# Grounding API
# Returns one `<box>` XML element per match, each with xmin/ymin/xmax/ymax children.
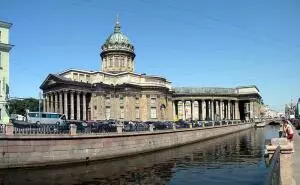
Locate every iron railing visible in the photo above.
<box><xmin>265</xmin><ymin>146</ymin><xmax>281</xmax><ymax>185</ymax></box>
<box><xmin>123</xmin><ymin>123</ymin><xmax>150</xmax><ymax>132</ymax></box>
<box><xmin>1</xmin><ymin>120</ymin><xmax>247</xmax><ymax>136</ymax></box>
<box><xmin>14</xmin><ymin>124</ymin><xmax>68</xmax><ymax>135</ymax></box>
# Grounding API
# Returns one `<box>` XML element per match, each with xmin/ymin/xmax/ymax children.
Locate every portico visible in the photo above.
<box><xmin>43</xmin><ymin>90</ymin><xmax>90</xmax><ymax>120</ymax></box>
<box><xmin>172</xmin><ymin>86</ymin><xmax>261</xmax><ymax>121</ymax></box>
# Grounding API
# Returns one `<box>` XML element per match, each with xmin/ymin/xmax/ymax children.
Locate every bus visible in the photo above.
<box><xmin>26</xmin><ymin>112</ymin><xmax>66</xmax><ymax>125</ymax></box>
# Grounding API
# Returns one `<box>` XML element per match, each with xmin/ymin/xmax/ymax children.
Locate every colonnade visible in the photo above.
<box><xmin>173</xmin><ymin>99</ymin><xmax>241</xmax><ymax>121</ymax></box>
<box><xmin>43</xmin><ymin>90</ymin><xmax>88</xmax><ymax>120</ymax></box>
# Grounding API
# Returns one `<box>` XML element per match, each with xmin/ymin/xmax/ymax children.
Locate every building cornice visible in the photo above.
<box><xmin>58</xmin><ymin>68</ymin><xmax>171</xmax><ymax>83</ymax></box>
<box><xmin>0</xmin><ymin>21</ymin><xmax>12</xmax><ymax>29</ymax></box>
<box><xmin>0</xmin><ymin>43</ymin><xmax>14</xmax><ymax>52</ymax></box>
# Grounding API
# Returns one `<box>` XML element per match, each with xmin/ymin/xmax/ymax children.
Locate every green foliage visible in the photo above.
<box><xmin>8</xmin><ymin>98</ymin><xmax>42</xmax><ymax>116</ymax></box>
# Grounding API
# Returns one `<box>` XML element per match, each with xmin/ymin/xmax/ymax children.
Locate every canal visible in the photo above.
<box><xmin>0</xmin><ymin>125</ymin><xmax>279</xmax><ymax>185</ymax></box>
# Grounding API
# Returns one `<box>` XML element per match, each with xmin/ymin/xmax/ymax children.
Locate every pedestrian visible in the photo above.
<box><xmin>279</xmin><ymin>122</ymin><xmax>284</xmax><ymax>137</ymax></box>
<box><xmin>283</xmin><ymin>119</ymin><xmax>294</xmax><ymax>152</ymax></box>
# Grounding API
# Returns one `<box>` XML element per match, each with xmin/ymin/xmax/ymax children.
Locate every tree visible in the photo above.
<box><xmin>8</xmin><ymin>98</ymin><xmax>42</xmax><ymax>116</ymax></box>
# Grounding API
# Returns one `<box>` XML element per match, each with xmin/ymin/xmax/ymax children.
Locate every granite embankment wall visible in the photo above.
<box><xmin>0</xmin><ymin>123</ymin><xmax>253</xmax><ymax>169</ymax></box>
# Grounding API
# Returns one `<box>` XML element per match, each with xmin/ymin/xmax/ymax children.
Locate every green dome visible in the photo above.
<box><xmin>105</xmin><ymin>31</ymin><xmax>132</xmax><ymax>45</ymax></box>
<box><xmin>101</xmin><ymin>18</ymin><xmax>134</xmax><ymax>53</ymax></box>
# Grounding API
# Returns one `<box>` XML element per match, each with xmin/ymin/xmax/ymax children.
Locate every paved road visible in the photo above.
<box><xmin>293</xmin><ymin>127</ymin><xmax>300</xmax><ymax>185</ymax></box>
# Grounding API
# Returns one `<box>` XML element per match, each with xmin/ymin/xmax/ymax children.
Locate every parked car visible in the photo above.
<box><xmin>292</xmin><ymin>119</ymin><xmax>300</xmax><ymax>129</ymax></box>
<box><xmin>175</xmin><ymin>119</ymin><xmax>189</xmax><ymax>128</ymax></box>
<box><xmin>58</xmin><ymin>120</ymin><xmax>88</xmax><ymax>133</ymax></box>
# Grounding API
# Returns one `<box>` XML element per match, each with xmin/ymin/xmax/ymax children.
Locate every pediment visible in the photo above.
<box><xmin>40</xmin><ymin>74</ymin><xmax>69</xmax><ymax>90</ymax></box>
<box><xmin>47</xmin><ymin>79</ymin><xmax>57</xmax><ymax>86</ymax></box>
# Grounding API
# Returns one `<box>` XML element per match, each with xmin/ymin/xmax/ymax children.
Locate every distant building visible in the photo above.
<box><xmin>40</xmin><ymin>18</ymin><xmax>261</xmax><ymax>122</ymax></box>
<box><xmin>285</xmin><ymin>102</ymin><xmax>296</xmax><ymax>119</ymax></box>
<box><xmin>261</xmin><ymin>105</ymin><xmax>281</xmax><ymax>118</ymax></box>
<box><xmin>0</xmin><ymin>21</ymin><xmax>13</xmax><ymax>124</ymax></box>
<box><xmin>296</xmin><ymin>98</ymin><xmax>300</xmax><ymax>119</ymax></box>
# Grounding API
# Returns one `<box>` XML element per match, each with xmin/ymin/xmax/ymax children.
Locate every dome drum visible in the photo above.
<box><xmin>100</xmin><ymin>17</ymin><xmax>136</xmax><ymax>73</ymax></box>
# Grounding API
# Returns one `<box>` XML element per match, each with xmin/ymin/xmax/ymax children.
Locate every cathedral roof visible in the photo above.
<box><xmin>101</xmin><ymin>17</ymin><xmax>134</xmax><ymax>54</ymax></box>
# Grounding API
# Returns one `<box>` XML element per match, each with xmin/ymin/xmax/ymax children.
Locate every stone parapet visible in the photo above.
<box><xmin>265</xmin><ymin>138</ymin><xmax>294</xmax><ymax>185</ymax></box>
<box><xmin>0</xmin><ymin>123</ymin><xmax>253</xmax><ymax>169</ymax></box>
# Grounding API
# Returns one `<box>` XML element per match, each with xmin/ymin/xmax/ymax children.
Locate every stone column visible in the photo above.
<box><xmin>49</xmin><ymin>93</ymin><xmax>53</xmax><ymax>112</ymax></box>
<box><xmin>43</xmin><ymin>95</ymin><xmax>46</xmax><ymax>112</ymax></box>
<box><xmin>197</xmin><ymin>100</ymin><xmax>201</xmax><ymax>120</ymax></box>
<box><xmin>77</xmin><ymin>92</ymin><xmax>81</xmax><ymax>120</ymax></box>
<box><xmin>216</xmin><ymin>100</ymin><xmax>219</xmax><ymax>121</ymax></box>
<box><xmin>83</xmin><ymin>92</ymin><xmax>87</xmax><ymax>120</ymax></box>
<box><xmin>228</xmin><ymin>100</ymin><xmax>231</xmax><ymax>119</ymax></box>
<box><xmin>5</xmin><ymin>123</ymin><xmax>14</xmax><ymax>136</ymax></box>
<box><xmin>54</xmin><ymin>92</ymin><xmax>58</xmax><ymax>113</ymax></box>
<box><xmin>64</xmin><ymin>91</ymin><xmax>68</xmax><ymax>120</ymax></box>
<box><xmin>250</xmin><ymin>100</ymin><xmax>254</xmax><ymax>119</ymax></box>
<box><xmin>194</xmin><ymin>101</ymin><xmax>199</xmax><ymax>120</ymax></box>
<box><xmin>182</xmin><ymin>100</ymin><xmax>186</xmax><ymax>121</ymax></box>
<box><xmin>208</xmin><ymin>100</ymin><xmax>211</xmax><ymax>120</ymax></box>
<box><xmin>173</xmin><ymin>101</ymin><xmax>176</xmax><ymax>121</ymax></box>
<box><xmin>235</xmin><ymin>101</ymin><xmax>240</xmax><ymax>120</ymax></box>
<box><xmin>220</xmin><ymin>100</ymin><xmax>224</xmax><ymax>120</ymax></box>
<box><xmin>232</xmin><ymin>102</ymin><xmax>235</xmax><ymax>120</ymax></box>
<box><xmin>225</xmin><ymin>101</ymin><xmax>228</xmax><ymax>119</ymax></box>
<box><xmin>191</xmin><ymin>100</ymin><xmax>195</xmax><ymax>121</ymax></box>
<box><xmin>211</xmin><ymin>100</ymin><xmax>215</xmax><ymax>121</ymax></box>
<box><xmin>202</xmin><ymin>100</ymin><xmax>206</xmax><ymax>120</ymax></box>
<box><xmin>59</xmin><ymin>91</ymin><xmax>63</xmax><ymax>114</ymax></box>
<box><xmin>69</xmin><ymin>124</ymin><xmax>77</xmax><ymax>136</ymax></box>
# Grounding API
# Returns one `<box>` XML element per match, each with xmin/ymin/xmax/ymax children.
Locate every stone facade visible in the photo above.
<box><xmin>40</xmin><ymin>18</ymin><xmax>261</xmax><ymax>122</ymax></box>
<box><xmin>40</xmin><ymin>18</ymin><xmax>173</xmax><ymax>122</ymax></box>
<box><xmin>172</xmin><ymin>86</ymin><xmax>262</xmax><ymax>121</ymax></box>
<box><xmin>0</xmin><ymin>21</ymin><xmax>13</xmax><ymax>124</ymax></box>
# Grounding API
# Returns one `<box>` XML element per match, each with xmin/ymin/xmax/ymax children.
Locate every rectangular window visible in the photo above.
<box><xmin>120</xmin><ymin>107</ymin><xmax>124</xmax><ymax>119</ymax></box>
<box><xmin>0</xmin><ymin>31</ymin><xmax>1</xmax><ymax>43</ymax></box>
<box><xmin>105</xmin><ymin>95</ymin><xmax>110</xmax><ymax>105</ymax></box>
<box><xmin>0</xmin><ymin>52</ymin><xmax>2</xmax><ymax>69</ymax></box>
<box><xmin>79</xmin><ymin>74</ymin><xmax>84</xmax><ymax>82</ymax></box>
<box><xmin>106</xmin><ymin>106</ymin><xmax>111</xmax><ymax>120</ymax></box>
<box><xmin>86</xmin><ymin>75</ymin><xmax>90</xmax><ymax>83</ymax></box>
<box><xmin>135</xmin><ymin>107</ymin><xmax>140</xmax><ymax>119</ymax></box>
<box><xmin>151</xmin><ymin>98</ymin><xmax>156</xmax><ymax>105</ymax></box>
<box><xmin>120</xmin><ymin>96</ymin><xmax>124</xmax><ymax>106</ymax></box>
<box><xmin>73</xmin><ymin>73</ymin><xmax>78</xmax><ymax>81</ymax></box>
<box><xmin>150</xmin><ymin>107</ymin><xmax>157</xmax><ymax>119</ymax></box>
<box><xmin>0</xmin><ymin>108</ymin><xmax>1</xmax><ymax>120</ymax></box>
<box><xmin>136</xmin><ymin>97</ymin><xmax>139</xmax><ymax>105</ymax></box>
<box><xmin>3</xmin><ymin>78</ymin><xmax>5</xmax><ymax>93</ymax></box>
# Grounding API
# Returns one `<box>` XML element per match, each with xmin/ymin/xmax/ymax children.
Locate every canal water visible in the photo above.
<box><xmin>0</xmin><ymin>125</ymin><xmax>279</xmax><ymax>185</ymax></box>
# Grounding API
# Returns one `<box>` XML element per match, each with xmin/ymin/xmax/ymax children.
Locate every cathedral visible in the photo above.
<box><xmin>40</xmin><ymin>18</ymin><xmax>261</xmax><ymax>122</ymax></box>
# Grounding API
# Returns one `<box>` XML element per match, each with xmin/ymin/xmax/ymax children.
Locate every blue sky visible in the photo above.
<box><xmin>1</xmin><ymin>0</ymin><xmax>299</xmax><ymax>111</ymax></box>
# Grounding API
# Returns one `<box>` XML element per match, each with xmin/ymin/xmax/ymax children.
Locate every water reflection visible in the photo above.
<box><xmin>0</xmin><ymin>126</ymin><xmax>279</xmax><ymax>185</ymax></box>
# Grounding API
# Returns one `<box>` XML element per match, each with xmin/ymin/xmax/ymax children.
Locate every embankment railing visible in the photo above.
<box><xmin>1</xmin><ymin>119</ymin><xmax>250</xmax><ymax>136</ymax></box>
<box><xmin>265</xmin><ymin>146</ymin><xmax>281</xmax><ymax>185</ymax></box>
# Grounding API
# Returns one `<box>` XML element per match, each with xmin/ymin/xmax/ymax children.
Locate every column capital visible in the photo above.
<box><xmin>82</xmin><ymin>91</ymin><xmax>88</xmax><ymax>95</ymax></box>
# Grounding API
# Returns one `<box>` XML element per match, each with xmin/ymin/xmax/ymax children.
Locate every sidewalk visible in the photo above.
<box><xmin>293</xmin><ymin>128</ymin><xmax>300</xmax><ymax>184</ymax></box>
